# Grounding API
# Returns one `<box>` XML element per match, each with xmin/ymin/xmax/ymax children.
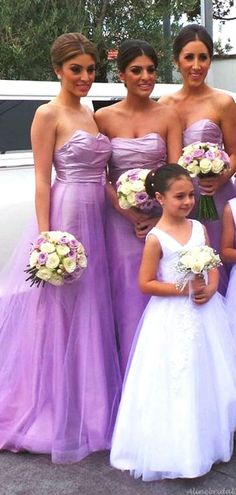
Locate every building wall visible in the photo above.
<box><xmin>209</xmin><ymin>56</ymin><xmax>236</xmax><ymax>92</ymax></box>
<box><xmin>173</xmin><ymin>55</ymin><xmax>236</xmax><ymax>93</ymax></box>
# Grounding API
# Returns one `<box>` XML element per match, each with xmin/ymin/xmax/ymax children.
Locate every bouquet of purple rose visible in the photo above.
<box><xmin>25</xmin><ymin>231</ymin><xmax>87</xmax><ymax>287</ymax></box>
<box><xmin>116</xmin><ymin>168</ymin><xmax>157</xmax><ymax>210</ymax></box>
<box><xmin>178</xmin><ymin>142</ymin><xmax>230</xmax><ymax>220</ymax></box>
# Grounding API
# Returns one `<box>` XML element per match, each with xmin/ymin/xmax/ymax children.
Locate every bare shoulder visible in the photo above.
<box><xmin>212</xmin><ymin>88</ymin><xmax>236</xmax><ymax>110</ymax></box>
<box><xmin>146</xmin><ymin>230</ymin><xmax>160</xmax><ymax>248</ymax></box>
<box><xmin>158</xmin><ymin>91</ymin><xmax>181</xmax><ymax>105</ymax></box>
<box><xmin>158</xmin><ymin>94</ymin><xmax>175</xmax><ymax>105</ymax></box>
<box><xmin>33</xmin><ymin>101</ymin><xmax>59</xmax><ymax>125</ymax></box>
<box><xmin>83</xmin><ymin>104</ymin><xmax>94</xmax><ymax>116</ymax></box>
<box><xmin>95</xmin><ymin>101</ymin><xmax>123</xmax><ymax>132</ymax></box>
<box><xmin>95</xmin><ymin>101</ymin><xmax>121</xmax><ymax>119</ymax></box>
<box><xmin>155</xmin><ymin>100</ymin><xmax>181</xmax><ymax>122</ymax></box>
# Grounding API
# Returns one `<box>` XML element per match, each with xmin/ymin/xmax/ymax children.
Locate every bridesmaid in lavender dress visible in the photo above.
<box><xmin>221</xmin><ymin>198</ymin><xmax>236</xmax><ymax>337</ymax></box>
<box><xmin>159</xmin><ymin>24</ymin><xmax>236</xmax><ymax>295</ymax></box>
<box><xmin>95</xmin><ymin>39</ymin><xmax>182</xmax><ymax>377</ymax></box>
<box><xmin>0</xmin><ymin>33</ymin><xmax>121</xmax><ymax>463</ymax></box>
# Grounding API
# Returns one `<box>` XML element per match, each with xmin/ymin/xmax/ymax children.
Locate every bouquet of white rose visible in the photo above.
<box><xmin>178</xmin><ymin>142</ymin><xmax>230</xmax><ymax>220</ymax></box>
<box><xmin>25</xmin><ymin>231</ymin><xmax>87</xmax><ymax>287</ymax></box>
<box><xmin>175</xmin><ymin>245</ymin><xmax>222</xmax><ymax>291</ymax></box>
<box><xmin>116</xmin><ymin>168</ymin><xmax>157</xmax><ymax>210</ymax></box>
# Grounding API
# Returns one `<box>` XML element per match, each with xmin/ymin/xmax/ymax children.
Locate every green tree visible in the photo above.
<box><xmin>0</xmin><ymin>0</ymin><xmax>233</xmax><ymax>83</ymax></box>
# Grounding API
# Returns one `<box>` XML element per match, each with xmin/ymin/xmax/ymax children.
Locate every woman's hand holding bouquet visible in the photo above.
<box><xmin>178</xmin><ymin>142</ymin><xmax>230</xmax><ymax>220</ymax></box>
<box><xmin>25</xmin><ymin>231</ymin><xmax>87</xmax><ymax>287</ymax></box>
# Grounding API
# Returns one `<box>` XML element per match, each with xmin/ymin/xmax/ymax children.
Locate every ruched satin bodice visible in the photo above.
<box><xmin>109</xmin><ymin>133</ymin><xmax>167</xmax><ymax>184</ymax></box>
<box><xmin>183</xmin><ymin>119</ymin><xmax>223</xmax><ymax>147</ymax></box>
<box><xmin>53</xmin><ymin>130</ymin><xmax>111</xmax><ymax>183</ymax></box>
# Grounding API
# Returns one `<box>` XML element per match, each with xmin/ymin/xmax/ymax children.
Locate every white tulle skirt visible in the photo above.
<box><xmin>110</xmin><ymin>292</ymin><xmax>236</xmax><ymax>481</ymax></box>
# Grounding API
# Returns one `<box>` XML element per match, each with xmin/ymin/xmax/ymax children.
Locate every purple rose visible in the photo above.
<box><xmin>38</xmin><ymin>252</ymin><xmax>48</xmax><ymax>265</ymax></box>
<box><xmin>128</xmin><ymin>171</ymin><xmax>139</xmax><ymax>181</ymax></box>
<box><xmin>219</xmin><ymin>150</ymin><xmax>230</xmax><ymax>163</ymax></box>
<box><xmin>67</xmin><ymin>250</ymin><xmax>77</xmax><ymax>259</ymax></box>
<box><xmin>34</xmin><ymin>236</ymin><xmax>45</xmax><ymax>249</ymax></box>
<box><xmin>58</xmin><ymin>236</ymin><xmax>70</xmax><ymax>245</ymax></box>
<box><xmin>193</xmin><ymin>149</ymin><xmax>205</xmax><ymax>158</ymax></box>
<box><xmin>205</xmin><ymin>150</ymin><xmax>215</xmax><ymax>160</ymax></box>
<box><xmin>135</xmin><ymin>191</ymin><xmax>149</xmax><ymax>205</ymax></box>
<box><xmin>68</xmin><ymin>239</ymin><xmax>79</xmax><ymax>249</ymax></box>
<box><xmin>183</xmin><ymin>154</ymin><xmax>194</xmax><ymax>164</ymax></box>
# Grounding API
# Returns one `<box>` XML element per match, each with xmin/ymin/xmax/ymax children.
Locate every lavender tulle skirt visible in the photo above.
<box><xmin>0</xmin><ymin>179</ymin><xmax>121</xmax><ymax>463</ymax></box>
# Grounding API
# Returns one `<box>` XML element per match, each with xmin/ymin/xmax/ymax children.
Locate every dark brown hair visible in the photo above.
<box><xmin>173</xmin><ymin>24</ymin><xmax>213</xmax><ymax>61</ymax></box>
<box><xmin>145</xmin><ymin>164</ymin><xmax>192</xmax><ymax>198</ymax></box>
<box><xmin>117</xmin><ymin>39</ymin><xmax>158</xmax><ymax>72</ymax></box>
<box><xmin>50</xmin><ymin>32</ymin><xmax>98</xmax><ymax>67</ymax></box>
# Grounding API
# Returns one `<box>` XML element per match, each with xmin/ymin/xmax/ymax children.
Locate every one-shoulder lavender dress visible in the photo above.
<box><xmin>106</xmin><ymin>133</ymin><xmax>167</xmax><ymax>377</ymax></box>
<box><xmin>0</xmin><ymin>130</ymin><xmax>121</xmax><ymax>463</ymax></box>
<box><xmin>184</xmin><ymin>119</ymin><xmax>236</xmax><ymax>294</ymax></box>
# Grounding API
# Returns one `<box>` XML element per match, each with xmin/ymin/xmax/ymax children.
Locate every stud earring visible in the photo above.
<box><xmin>57</xmin><ymin>74</ymin><xmax>61</xmax><ymax>80</ymax></box>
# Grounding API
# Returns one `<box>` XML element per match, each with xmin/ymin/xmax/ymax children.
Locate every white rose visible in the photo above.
<box><xmin>78</xmin><ymin>254</ymin><xmax>87</xmax><ymax>268</ymax></box>
<box><xmin>118</xmin><ymin>195</ymin><xmax>129</xmax><ymax>209</ymax></box>
<box><xmin>47</xmin><ymin>231</ymin><xmax>63</xmax><ymax>242</ymax></box>
<box><xmin>186</xmin><ymin>162</ymin><xmax>200</xmax><ymax>177</ymax></box>
<box><xmin>138</xmin><ymin>169</ymin><xmax>149</xmax><ymax>181</ymax></box>
<box><xmin>61</xmin><ymin>232</ymin><xmax>75</xmax><ymax>241</ymax></box>
<box><xmin>126</xmin><ymin>192</ymin><xmax>136</xmax><ymax>206</ymax></box>
<box><xmin>179</xmin><ymin>253</ymin><xmax>193</xmax><ymax>269</ymax></box>
<box><xmin>178</xmin><ymin>156</ymin><xmax>185</xmax><ymax>167</ymax></box>
<box><xmin>49</xmin><ymin>273</ymin><xmax>64</xmax><ymax>286</ymax></box>
<box><xmin>77</xmin><ymin>242</ymin><xmax>85</xmax><ymax>255</ymax></box>
<box><xmin>118</xmin><ymin>182</ymin><xmax>132</xmax><ymax>195</ymax></box>
<box><xmin>211</xmin><ymin>158</ymin><xmax>224</xmax><ymax>174</ymax></box>
<box><xmin>46</xmin><ymin>252</ymin><xmax>60</xmax><ymax>269</ymax></box>
<box><xmin>198</xmin><ymin>251</ymin><xmax>212</xmax><ymax>266</ymax></box>
<box><xmin>40</xmin><ymin>242</ymin><xmax>56</xmax><ymax>253</ymax></box>
<box><xmin>56</xmin><ymin>245</ymin><xmax>70</xmax><ymax>256</ymax></box>
<box><xmin>131</xmin><ymin>179</ymin><xmax>145</xmax><ymax>192</ymax></box>
<box><xmin>36</xmin><ymin>267</ymin><xmax>52</xmax><ymax>281</ymax></box>
<box><xmin>199</xmin><ymin>158</ymin><xmax>212</xmax><ymax>174</ymax></box>
<box><xmin>29</xmin><ymin>250</ymin><xmax>39</xmax><ymax>268</ymax></box>
<box><xmin>63</xmin><ymin>258</ymin><xmax>77</xmax><ymax>273</ymax></box>
<box><xmin>183</xmin><ymin>144</ymin><xmax>195</xmax><ymax>155</ymax></box>
<box><xmin>191</xmin><ymin>261</ymin><xmax>205</xmax><ymax>274</ymax></box>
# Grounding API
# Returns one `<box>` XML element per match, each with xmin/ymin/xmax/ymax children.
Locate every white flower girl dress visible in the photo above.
<box><xmin>110</xmin><ymin>219</ymin><xmax>236</xmax><ymax>481</ymax></box>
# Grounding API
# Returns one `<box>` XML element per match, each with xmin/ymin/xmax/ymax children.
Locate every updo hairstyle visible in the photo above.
<box><xmin>173</xmin><ymin>24</ymin><xmax>213</xmax><ymax>61</ymax></box>
<box><xmin>50</xmin><ymin>32</ymin><xmax>98</xmax><ymax>67</ymax></box>
<box><xmin>145</xmin><ymin>164</ymin><xmax>192</xmax><ymax>198</ymax></box>
<box><xmin>117</xmin><ymin>39</ymin><xmax>158</xmax><ymax>72</ymax></box>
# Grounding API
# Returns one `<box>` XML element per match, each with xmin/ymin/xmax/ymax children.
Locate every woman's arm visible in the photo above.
<box><xmin>31</xmin><ymin>104</ymin><xmax>57</xmax><ymax>232</ymax></box>
<box><xmin>220</xmin><ymin>203</ymin><xmax>236</xmax><ymax>263</ymax></box>
<box><xmin>166</xmin><ymin>108</ymin><xmax>183</xmax><ymax>162</ymax></box>
<box><xmin>200</xmin><ymin>95</ymin><xmax>236</xmax><ymax>195</ymax></box>
<box><xmin>139</xmin><ymin>234</ymin><xmax>189</xmax><ymax>296</ymax></box>
<box><xmin>221</xmin><ymin>94</ymin><xmax>236</xmax><ymax>179</ymax></box>
<box><xmin>106</xmin><ymin>180</ymin><xmax>153</xmax><ymax>226</ymax></box>
<box><xmin>192</xmin><ymin>227</ymin><xmax>219</xmax><ymax>304</ymax></box>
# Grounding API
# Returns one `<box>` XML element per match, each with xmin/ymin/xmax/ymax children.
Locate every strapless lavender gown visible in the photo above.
<box><xmin>184</xmin><ymin>119</ymin><xmax>236</xmax><ymax>294</ymax></box>
<box><xmin>226</xmin><ymin>198</ymin><xmax>236</xmax><ymax>337</ymax></box>
<box><xmin>106</xmin><ymin>133</ymin><xmax>167</xmax><ymax>377</ymax></box>
<box><xmin>0</xmin><ymin>130</ymin><xmax>121</xmax><ymax>463</ymax></box>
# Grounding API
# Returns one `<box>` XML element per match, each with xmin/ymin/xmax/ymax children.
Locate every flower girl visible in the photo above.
<box><xmin>110</xmin><ymin>164</ymin><xmax>236</xmax><ymax>481</ymax></box>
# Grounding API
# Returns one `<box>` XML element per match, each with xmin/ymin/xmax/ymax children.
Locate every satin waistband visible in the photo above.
<box><xmin>55</xmin><ymin>170</ymin><xmax>105</xmax><ymax>184</ymax></box>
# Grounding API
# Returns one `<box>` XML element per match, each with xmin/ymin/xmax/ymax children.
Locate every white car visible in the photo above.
<box><xmin>0</xmin><ymin>80</ymin><xmax>236</xmax><ymax>269</ymax></box>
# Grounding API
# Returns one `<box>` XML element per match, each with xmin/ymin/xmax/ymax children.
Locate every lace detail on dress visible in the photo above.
<box><xmin>170</xmin><ymin>297</ymin><xmax>201</xmax><ymax>393</ymax></box>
